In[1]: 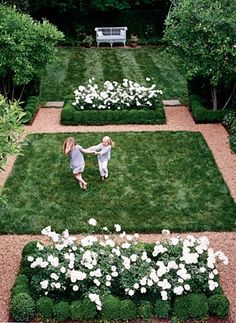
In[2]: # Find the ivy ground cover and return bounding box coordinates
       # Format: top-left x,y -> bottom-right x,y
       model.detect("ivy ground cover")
40,47 -> 187,103
0,132 -> 235,234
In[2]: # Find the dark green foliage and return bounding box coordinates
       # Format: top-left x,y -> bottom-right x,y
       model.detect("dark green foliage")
81,298 -> 97,320
61,104 -> 166,125
53,301 -> 71,322
154,299 -> 171,318
189,95 -> 227,123
14,274 -> 29,286
208,294 -> 230,319
119,299 -> 136,320
12,283 -> 30,297
187,293 -> 208,320
229,119 -> 236,152
11,293 -> 35,322
100,295 -> 121,320
71,300 -> 83,321
137,300 -> 153,319
173,295 -> 190,321
37,297 -> 54,320
22,96 -> 40,124
22,241 -> 38,257
173,293 -> 209,321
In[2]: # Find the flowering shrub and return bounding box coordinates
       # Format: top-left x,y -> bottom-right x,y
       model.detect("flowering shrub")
72,78 -> 163,111
24,219 -> 228,316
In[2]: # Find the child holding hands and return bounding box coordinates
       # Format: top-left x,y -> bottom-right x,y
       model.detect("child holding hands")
63,137 -> 93,189
88,136 -> 114,180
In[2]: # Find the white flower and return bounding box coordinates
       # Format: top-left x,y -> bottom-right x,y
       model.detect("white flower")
73,285 -> 79,291
128,289 -> 134,296
146,77 -> 151,81
184,284 -> 190,291
60,267 -> 66,273
133,283 -> 139,289
40,280 -> 49,289
50,273 -> 59,280
130,254 -> 138,262
114,224 -> 121,232
102,226 -> 108,231
173,286 -> 184,295
141,287 -> 147,293
161,290 -> 168,300
88,218 -> 97,226
36,242 -> 44,250
106,281 -> 111,287
55,282 -> 61,289
27,256 -> 34,262
162,229 -> 170,235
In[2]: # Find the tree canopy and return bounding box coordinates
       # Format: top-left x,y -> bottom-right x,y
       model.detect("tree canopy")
164,0 -> 236,109
0,4 -> 64,100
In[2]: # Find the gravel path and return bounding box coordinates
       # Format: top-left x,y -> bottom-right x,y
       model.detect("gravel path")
0,106 -> 235,322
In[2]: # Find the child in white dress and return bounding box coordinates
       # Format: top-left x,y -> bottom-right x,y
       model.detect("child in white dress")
88,136 -> 114,180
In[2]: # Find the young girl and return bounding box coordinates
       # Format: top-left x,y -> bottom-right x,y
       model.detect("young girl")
88,136 -> 114,180
63,137 -> 93,189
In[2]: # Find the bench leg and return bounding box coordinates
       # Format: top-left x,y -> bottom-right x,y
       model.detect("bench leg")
110,43 -> 113,47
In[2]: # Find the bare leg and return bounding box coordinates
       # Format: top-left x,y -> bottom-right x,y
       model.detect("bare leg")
74,173 -> 87,189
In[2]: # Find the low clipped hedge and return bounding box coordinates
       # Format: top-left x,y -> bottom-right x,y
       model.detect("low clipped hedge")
188,95 -> 228,123
61,101 -> 166,125
229,118 -> 236,153
10,240 -> 230,322
21,96 -> 40,125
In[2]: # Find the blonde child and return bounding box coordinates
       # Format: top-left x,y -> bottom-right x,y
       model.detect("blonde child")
88,136 -> 114,180
63,137 -> 93,189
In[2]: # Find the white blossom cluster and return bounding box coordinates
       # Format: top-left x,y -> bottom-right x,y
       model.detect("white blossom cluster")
27,221 -> 228,311
72,78 -> 163,111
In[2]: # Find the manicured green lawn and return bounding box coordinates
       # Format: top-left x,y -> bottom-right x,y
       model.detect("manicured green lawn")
40,47 -> 187,103
0,132 -> 235,234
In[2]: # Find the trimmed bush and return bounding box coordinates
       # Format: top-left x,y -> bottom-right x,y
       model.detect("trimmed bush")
71,300 -> 83,321
14,274 -> 29,286
100,295 -> 121,320
53,301 -> 71,322
22,240 -> 38,257
11,293 -> 35,322
208,294 -> 230,319
22,96 -> 40,124
12,283 -> 30,296
189,95 -> 228,123
154,299 -> 171,318
82,298 -> 97,320
137,300 -> 153,320
119,299 -> 136,320
187,293 -> 208,320
173,295 -> 189,321
37,297 -> 54,320
61,103 -> 166,125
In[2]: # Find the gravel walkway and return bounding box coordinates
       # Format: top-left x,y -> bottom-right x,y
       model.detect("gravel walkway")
0,106 -> 235,322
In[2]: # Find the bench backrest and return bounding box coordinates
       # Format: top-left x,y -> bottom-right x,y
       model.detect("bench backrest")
95,27 -> 127,37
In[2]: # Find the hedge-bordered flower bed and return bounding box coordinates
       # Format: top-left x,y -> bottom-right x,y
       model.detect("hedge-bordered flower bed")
61,79 -> 166,125
188,95 -> 229,123
11,220 -> 229,322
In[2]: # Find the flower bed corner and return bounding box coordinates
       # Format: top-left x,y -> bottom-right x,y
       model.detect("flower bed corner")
10,220 -> 230,322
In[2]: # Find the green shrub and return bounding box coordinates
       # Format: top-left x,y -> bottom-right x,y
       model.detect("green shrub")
22,241 -> 38,257
100,295 -> 121,320
37,297 -> 54,320
53,301 -> 71,322
187,293 -> 208,320
11,293 -> 35,322
208,294 -> 230,319
71,300 -> 83,320
82,298 -> 97,320
26,96 -> 39,104
24,104 -> 36,114
14,274 -> 29,286
223,110 -> 236,128
119,299 -> 136,320
231,119 -> 236,134
21,111 -> 32,124
229,133 -> 236,152
173,295 -> 189,321
137,300 -> 153,320
12,283 -> 30,296
154,299 -> 171,318
193,106 -> 207,122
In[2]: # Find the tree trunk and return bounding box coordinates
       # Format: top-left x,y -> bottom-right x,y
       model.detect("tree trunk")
211,86 -> 218,110
223,81 -> 236,110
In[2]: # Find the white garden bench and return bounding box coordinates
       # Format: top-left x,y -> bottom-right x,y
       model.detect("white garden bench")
95,27 -> 128,47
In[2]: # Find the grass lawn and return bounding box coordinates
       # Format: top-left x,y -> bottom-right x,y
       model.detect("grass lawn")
0,132 -> 235,235
40,47 -> 187,103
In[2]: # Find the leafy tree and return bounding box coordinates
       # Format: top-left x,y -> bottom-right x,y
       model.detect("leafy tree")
0,4 -> 64,100
0,95 -> 25,171
164,0 -> 236,110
